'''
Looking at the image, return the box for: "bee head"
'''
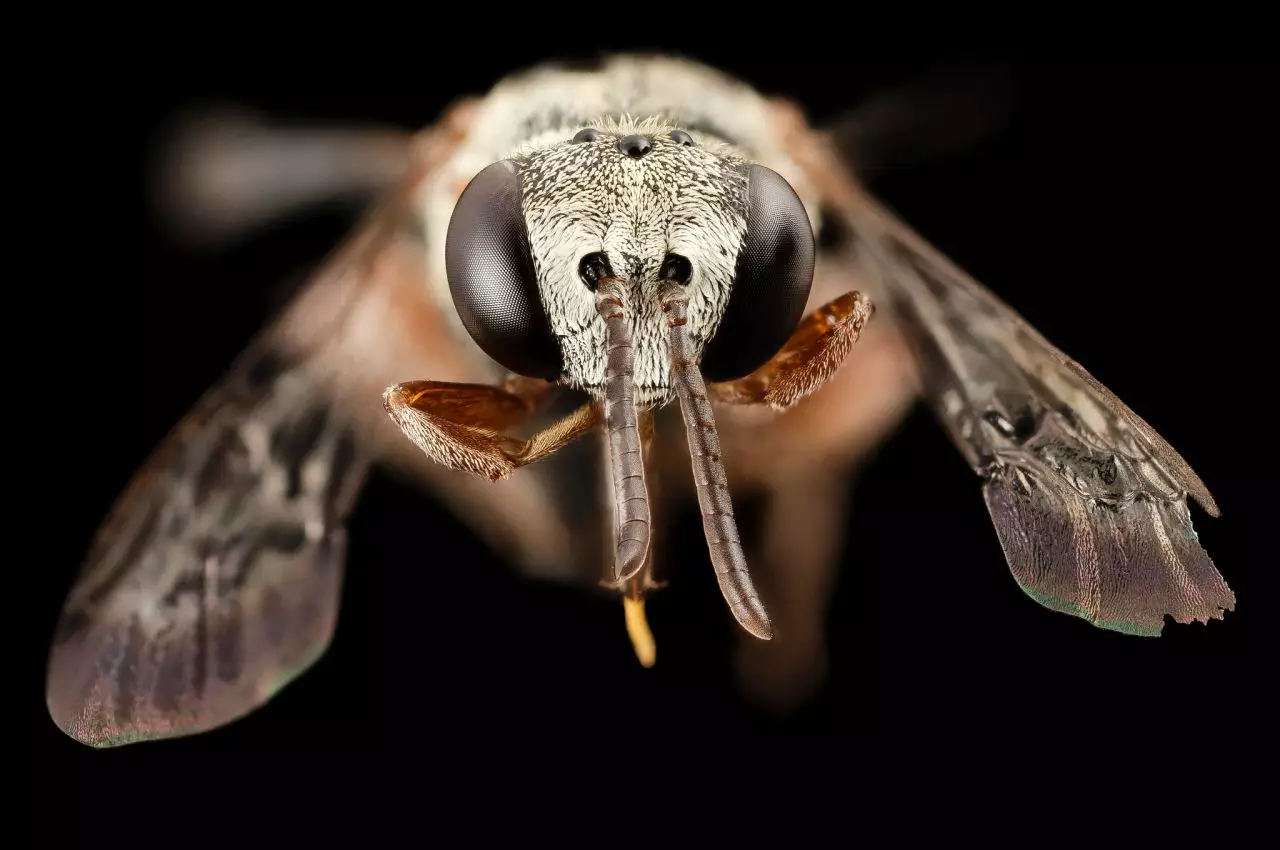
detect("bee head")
[444,120,815,404]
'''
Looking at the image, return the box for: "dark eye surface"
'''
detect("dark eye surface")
[660,253,693,284]
[579,252,613,290]
[700,164,816,383]
[669,130,694,147]
[445,159,562,380]
[571,128,600,143]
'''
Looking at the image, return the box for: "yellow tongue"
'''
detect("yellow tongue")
[623,596,657,668]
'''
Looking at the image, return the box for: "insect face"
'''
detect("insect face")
[445,121,816,406]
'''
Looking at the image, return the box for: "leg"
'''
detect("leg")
[710,291,874,410]
[382,378,600,481]
[735,466,849,712]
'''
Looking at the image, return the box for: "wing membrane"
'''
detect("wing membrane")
[49,99,592,747]
[823,161,1233,634]
[46,125,458,746]
[47,342,370,747]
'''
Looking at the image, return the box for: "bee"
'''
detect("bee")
[47,56,1234,747]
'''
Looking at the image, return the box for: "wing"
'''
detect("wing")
[794,127,1233,636]
[47,111,474,748]
[152,105,416,249]
[47,345,367,748]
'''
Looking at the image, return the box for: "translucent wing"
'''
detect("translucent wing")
[805,136,1233,635]
[47,345,367,747]
[47,121,462,747]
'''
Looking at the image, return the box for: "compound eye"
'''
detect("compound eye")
[699,164,816,383]
[445,160,562,380]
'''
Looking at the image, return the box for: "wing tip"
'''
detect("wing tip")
[45,652,335,751]
[1012,575,1235,637]
[984,472,1234,639]
[1012,581,1161,638]
[1194,489,1222,519]
[45,601,342,752]
[46,695,150,750]
[255,627,338,705]
[46,625,342,751]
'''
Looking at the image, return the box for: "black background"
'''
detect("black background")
[35,55,1266,772]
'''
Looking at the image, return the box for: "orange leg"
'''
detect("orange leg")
[710,291,874,410]
[382,377,600,481]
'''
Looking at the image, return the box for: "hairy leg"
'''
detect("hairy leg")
[710,291,874,410]
[382,378,599,481]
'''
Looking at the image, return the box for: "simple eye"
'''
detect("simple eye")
[700,165,816,383]
[660,253,692,284]
[571,128,600,143]
[669,130,695,147]
[579,252,613,290]
[445,160,562,380]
